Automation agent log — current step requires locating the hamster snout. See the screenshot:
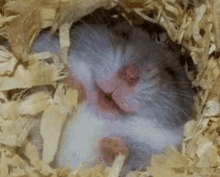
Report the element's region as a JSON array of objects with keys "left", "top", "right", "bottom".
[
  {"left": 96, "top": 63, "right": 142, "bottom": 113},
  {"left": 32, "top": 24, "right": 194, "bottom": 175}
]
